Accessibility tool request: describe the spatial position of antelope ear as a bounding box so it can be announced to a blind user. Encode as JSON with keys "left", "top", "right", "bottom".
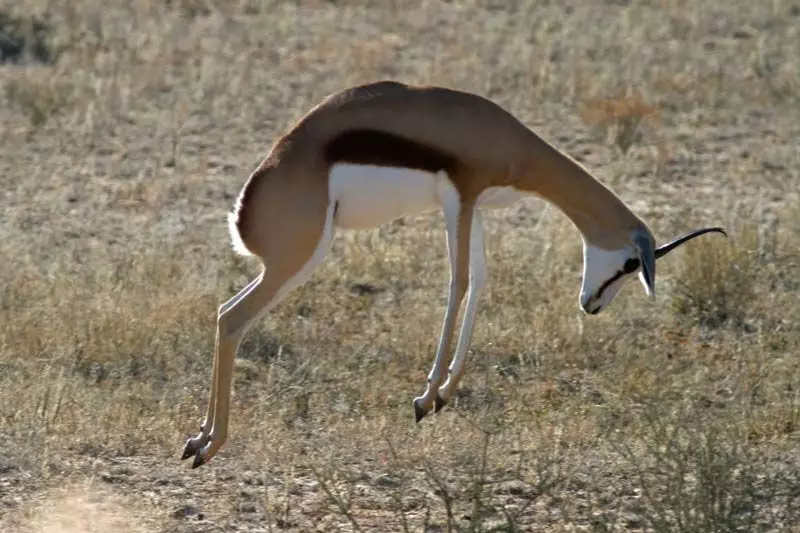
{"left": 633, "top": 233, "right": 656, "bottom": 299}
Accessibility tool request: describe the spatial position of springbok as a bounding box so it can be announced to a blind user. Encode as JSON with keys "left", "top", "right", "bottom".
{"left": 182, "top": 80, "right": 725, "bottom": 468}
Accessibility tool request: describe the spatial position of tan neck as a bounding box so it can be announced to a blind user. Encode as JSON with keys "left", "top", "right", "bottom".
{"left": 513, "top": 134, "right": 647, "bottom": 249}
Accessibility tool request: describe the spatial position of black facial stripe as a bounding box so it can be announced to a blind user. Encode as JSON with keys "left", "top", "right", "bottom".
{"left": 623, "top": 257, "right": 641, "bottom": 275}
{"left": 595, "top": 270, "right": 624, "bottom": 300}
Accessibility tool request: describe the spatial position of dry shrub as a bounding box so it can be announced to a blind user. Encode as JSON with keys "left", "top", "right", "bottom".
{"left": 612, "top": 404, "right": 800, "bottom": 533}
{"left": 669, "top": 227, "right": 759, "bottom": 329}
{"left": 669, "top": 219, "right": 795, "bottom": 331}
{"left": 580, "top": 90, "right": 661, "bottom": 155}
{"left": 4, "top": 71, "right": 72, "bottom": 127}
{"left": 0, "top": 9, "right": 58, "bottom": 64}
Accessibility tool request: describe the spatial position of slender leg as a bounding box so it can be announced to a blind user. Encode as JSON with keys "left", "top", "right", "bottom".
{"left": 181, "top": 274, "right": 264, "bottom": 461}
{"left": 182, "top": 203, "right": 336, "bottom": 468}
{"left": 436, "top": 209, "right": 488, "bottom": 407}
{"left": 413, "top": 192, "right": 473, "bottom": 422}
{"left": 190, "top": 271, "right": 294, "bottom": 467}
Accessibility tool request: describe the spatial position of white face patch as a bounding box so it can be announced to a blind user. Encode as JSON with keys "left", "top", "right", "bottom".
{"left": 579, "top": 240, "right": 640, "bottom": 314}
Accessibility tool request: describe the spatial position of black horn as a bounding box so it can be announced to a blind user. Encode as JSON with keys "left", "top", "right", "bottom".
{"left": 654, "top": 227, "right": 727, "bottom": 259}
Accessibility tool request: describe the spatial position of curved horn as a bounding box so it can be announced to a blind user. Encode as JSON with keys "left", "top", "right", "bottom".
{"left": 655, "top": 227, "right": 727, "bottom": 259}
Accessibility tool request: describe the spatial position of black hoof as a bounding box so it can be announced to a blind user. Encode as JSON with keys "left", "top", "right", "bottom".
{"left": 192, "top": 452, "right": 206, "bottom": 469}
{"left": 434, "top": 393, "right": 447, "bottom": 413}
{"left": 413, "top": 401, "right": 427, "bottom": 423}
{"left": 181, "top": 439, "right": 197, "bottom": 461}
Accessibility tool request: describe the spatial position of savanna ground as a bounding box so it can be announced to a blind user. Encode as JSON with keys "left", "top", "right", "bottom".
{"left": 1, "top": 1, "right": 799, "bottom": 531}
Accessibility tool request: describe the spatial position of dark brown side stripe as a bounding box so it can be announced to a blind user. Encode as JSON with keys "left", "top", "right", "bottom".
{"left": 324, "top": 129, "right": 458, "bottom": 173}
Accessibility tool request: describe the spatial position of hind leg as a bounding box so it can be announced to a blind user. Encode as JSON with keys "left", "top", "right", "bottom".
{"left": 182, "top": 202, "right": 336, "bottom": 468}
{"left": 181, "top": 275, "right": 263, "bottom": 461}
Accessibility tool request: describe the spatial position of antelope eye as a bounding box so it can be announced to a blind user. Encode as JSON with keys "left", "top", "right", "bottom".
{"left": 623, "top": 258, "right": 640, "bottom": 274}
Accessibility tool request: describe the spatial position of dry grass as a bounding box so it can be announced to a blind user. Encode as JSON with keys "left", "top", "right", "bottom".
{"left": 1, "top": 0, "right": 799, "bottom": 531}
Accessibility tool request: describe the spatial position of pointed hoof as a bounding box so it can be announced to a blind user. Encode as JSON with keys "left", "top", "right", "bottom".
{"left": 192, "top": 452, "right": 207, "bottom": 469}
{"left": 434, "top": 393, "right": 447, "bottom": 413}
{"left": 413, "top": 400, "right": 427, "bottom": 423}
{"left": 181, "top": 439, "right": 198, "bottom": 461}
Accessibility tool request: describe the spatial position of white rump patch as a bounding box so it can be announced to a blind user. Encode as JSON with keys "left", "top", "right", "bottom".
{"left": 329, "top": 164, "right": 446, "bottom": 229}
{"left": 227, "top": 209, "right": 253, "bottom": 256}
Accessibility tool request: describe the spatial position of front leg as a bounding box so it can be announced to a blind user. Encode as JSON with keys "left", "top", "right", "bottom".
{"left": 413, "top": 190, "right": 473, "bottom": 422}
{"left": 436, "top": 209, "right": 488, "bottom": 408}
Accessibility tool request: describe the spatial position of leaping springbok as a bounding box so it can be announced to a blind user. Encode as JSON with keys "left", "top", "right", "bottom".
{"left": 182, "top": 80, "right": 725, "bottom": 468}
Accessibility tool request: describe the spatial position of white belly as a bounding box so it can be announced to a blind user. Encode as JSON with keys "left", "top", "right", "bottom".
{"left": 328, "top": 163, "right": 526, "bottom": 230}
{"left": 329, "top": 164, "right": 444, "bottom": 229}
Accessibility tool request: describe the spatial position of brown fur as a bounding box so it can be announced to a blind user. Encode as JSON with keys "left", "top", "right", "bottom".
{"left": 233, "top": 80, "right": 651, "bottom": 257}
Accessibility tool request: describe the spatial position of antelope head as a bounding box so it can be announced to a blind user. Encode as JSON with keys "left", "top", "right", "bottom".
{"left": 579, "top": 227, "right": 727, "bottom": 315}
